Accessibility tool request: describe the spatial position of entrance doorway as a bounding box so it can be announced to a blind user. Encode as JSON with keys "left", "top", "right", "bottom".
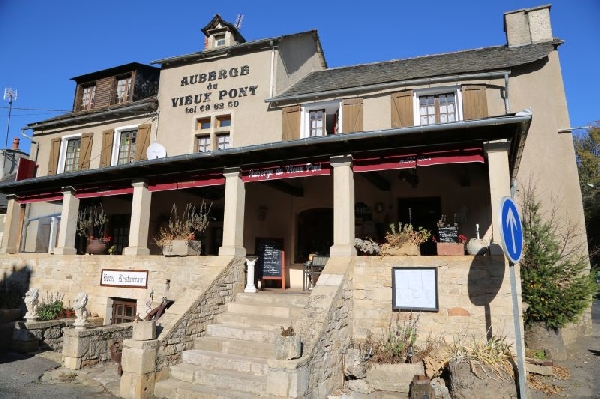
{"left": 397, "top": 197, "right": 441, "bottom": 255}
{"left": 296, "top": 208, "right": 333, "bottom": 263}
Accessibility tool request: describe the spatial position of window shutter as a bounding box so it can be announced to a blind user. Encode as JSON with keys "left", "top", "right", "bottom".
{"left": 48, "top": 138, "right": 61, "bottom": 175}
{"left": 78, "top": 133, "right": 93, "bottom": 170}
{"left": 282, "top": 106, "right": 300, "bottom": 141}
{"left": 134, "top": 124, "right": 151, "bottom": 161}
{"left": 342, "top": 98, "right": 363, "bottom": 133}
{"left": 391, "top": 90, "right": 414, "bottom": 128}
{"left": 462, "top": 85, "right": 488, "bottom": 120}
{"left": 100, "top": 129, "right": 114, "bottom": 167}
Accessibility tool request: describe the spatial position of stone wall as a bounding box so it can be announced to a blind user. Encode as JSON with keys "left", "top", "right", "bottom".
{"left": 0, "top": 254, "right": 231, "bottom": 323}
{"left": 63, "top": 323, "right": 132, "bottom": 369}
{"left": 353, "top": 255, "right": 520, "bottom": 346}
{"left": 12, "top": 317, "right": 103, "bottom": 353}
{"left": 155, "top": 256, "right": 246, "bottom": 374}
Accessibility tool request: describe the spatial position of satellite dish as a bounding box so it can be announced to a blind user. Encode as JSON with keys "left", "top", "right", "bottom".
{"left": 147, "top": 142, "right": 166, "bottom": 159}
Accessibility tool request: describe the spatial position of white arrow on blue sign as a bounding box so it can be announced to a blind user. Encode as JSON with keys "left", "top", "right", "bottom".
{"left": 498, "top": 197, "right": 524, "bottom": 263}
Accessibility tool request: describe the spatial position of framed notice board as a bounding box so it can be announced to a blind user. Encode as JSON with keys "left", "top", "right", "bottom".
{"left": 392, "top": 267, "right": 438, "bottom": 312}
{"left": 256, "top": 237, "right": 285, "bottom": 290}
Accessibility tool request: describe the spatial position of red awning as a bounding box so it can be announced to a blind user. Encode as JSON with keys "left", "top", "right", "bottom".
{"left": 148, "top": 172, "right": 225, "bottom": 192}
{"left": 353, "top": 147, "right": 484, "bottom": 173}
{"left": 242, "top": 161, "right": 331, "bottom": 183}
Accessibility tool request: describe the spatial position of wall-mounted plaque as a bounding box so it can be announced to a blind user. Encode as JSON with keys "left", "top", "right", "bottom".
{"left": 101, "top": 269, "right": 148, "bottom": 288}
{"left": 392, "top": 267, "right": 438, "bottom": 312}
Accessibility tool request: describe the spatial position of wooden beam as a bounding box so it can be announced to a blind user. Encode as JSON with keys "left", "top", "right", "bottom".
{"left": 362, "top": 172, "right": 390, "bottom": 191}
{"left": 265, "top": 180, "right": 304, "bottom": 197}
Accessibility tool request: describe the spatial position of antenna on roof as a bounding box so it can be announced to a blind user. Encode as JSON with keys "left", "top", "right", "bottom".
{"left": 235, "top": 14, "right": 244, "bottom": 29}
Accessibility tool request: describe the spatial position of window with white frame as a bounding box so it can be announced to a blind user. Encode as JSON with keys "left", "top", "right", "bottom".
{"left": 58, "top": 134, "right": 82, "bottom": 173}
{"left": 214, "top": 34, "right": 226, "bottom": 47}
{"left": 216, "top": 133, "right": 231, "bottom": 150}
{"left": 194, "top": 114, "right": 232, "bottom": 152}
{"left": 115, "top": 74, "right": 133, "bottom": 104}
{"left": 413, "top": 87, "right": 463, "bottom": 126}
{"left": 112, "top": 126, "right": 138, "bottom": 165}
{"left": 301, "top": 101, "right": 340, "bottom": 138}
{"left": 80, "top": 84, "right": 96, "bottom": 111}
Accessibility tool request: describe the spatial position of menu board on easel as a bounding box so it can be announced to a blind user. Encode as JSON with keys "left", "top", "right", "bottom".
{"left": 256, "top": 238, "right": 285, "bottom": 290}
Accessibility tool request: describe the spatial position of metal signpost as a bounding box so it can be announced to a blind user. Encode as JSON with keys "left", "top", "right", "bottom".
{"left": 498, "top": 196, "right": 527, "bottom": 399}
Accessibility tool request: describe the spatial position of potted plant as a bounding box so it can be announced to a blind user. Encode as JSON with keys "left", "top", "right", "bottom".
{"left": 275, "top": 326, "right": 302, "bottom": 360}
{"left": 77, "top": 204, "right": 110, "bottom": 254}
{"left": 155, "top": 202, "right": 212, "bottom": 256}
{"left": 434, "top": 215, "right": 466, "bottom": 255}
{"left": 380, "top": 223, "right": 430, "bottom": 256}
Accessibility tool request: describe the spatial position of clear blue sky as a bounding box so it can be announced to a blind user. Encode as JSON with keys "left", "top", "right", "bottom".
{"left": 0, "top": 1, "right": 598, "bottom": 153}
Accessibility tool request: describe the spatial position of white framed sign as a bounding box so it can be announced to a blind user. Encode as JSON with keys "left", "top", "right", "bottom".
{"left": 101, "top": 269, "right": 148, "bottom": 288}
{"left": 392, "top": 267, "right": 438, "bottom": 312}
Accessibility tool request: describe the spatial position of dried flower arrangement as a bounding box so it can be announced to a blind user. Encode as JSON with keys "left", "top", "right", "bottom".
{"left": 380, "top": 223, "right": 431, "bottom": 255}
{"left": 155, "top": 202, "right": 212, "bottom": 248}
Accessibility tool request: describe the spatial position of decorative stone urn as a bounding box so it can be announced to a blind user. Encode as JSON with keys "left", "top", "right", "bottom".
{"left": 162, "top": 240, "right": 201, "bottom": 256}
{"left": 466, "top": 238, "right": 489, "bottom": 255}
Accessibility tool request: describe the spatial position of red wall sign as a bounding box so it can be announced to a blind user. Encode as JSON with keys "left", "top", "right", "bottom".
{"left": 242, "top": 161, "right": 331, "bottom": 182}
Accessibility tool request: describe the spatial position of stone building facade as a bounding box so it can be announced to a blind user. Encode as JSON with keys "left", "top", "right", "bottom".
{"left": 0, "top": 5, "right": 589, "bottom": 397}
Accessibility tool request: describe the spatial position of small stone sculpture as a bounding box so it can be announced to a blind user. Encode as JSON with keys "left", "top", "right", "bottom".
{"left": 24, "top": 288, "right": 40, "bottom": 321}
{"left": 73, "top": 292, "right": 89, "bottom": 329}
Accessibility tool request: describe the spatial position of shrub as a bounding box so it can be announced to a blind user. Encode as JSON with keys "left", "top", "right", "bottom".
{"left": 380, "top": 223, "right": 430, "bottom": 255}
{"left": 520, "top": 182, "right": 596, "bottom": 329}
{"left": 37, "top": 291, "right": 65, "bottom": 321}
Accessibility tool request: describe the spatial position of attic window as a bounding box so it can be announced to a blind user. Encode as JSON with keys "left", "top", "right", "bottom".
{"left": 214, "top": 34, "right": 226, "bottom": 47}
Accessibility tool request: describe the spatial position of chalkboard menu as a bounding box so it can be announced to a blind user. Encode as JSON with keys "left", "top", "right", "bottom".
{"left": 438, "top": 226, "right": 459, "bottom": 243}
{"left": 256, "top": 238, "right": 284, "bottom": 278}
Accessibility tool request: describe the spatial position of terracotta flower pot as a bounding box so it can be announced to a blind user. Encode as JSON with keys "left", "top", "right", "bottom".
{"left": 87, "top": 239, "right": 107, "bottom": 255}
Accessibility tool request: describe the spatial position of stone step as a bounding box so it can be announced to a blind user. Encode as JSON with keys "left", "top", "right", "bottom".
{"left": 155, "top": 378, "right": 279, "bottom": 399}
{"left": 182, "top": 349, "right": 269, "bottom": 376}
{"left": 178, "top": 365, "right": 267, "bottom": 396}
{"left": 227, "top": 302, "right": 304, "bottom": 319}
{"left": 214, "top": 312, "right": 294, "bottom": 330}
{"left": 234, "top": 292, "right": 309, "bottom": 308}
{"left": 193, "top": 335, "right": 275, "bottom": 359}
{"left": 206, "top": 323, "right": 278, "bottom": 343}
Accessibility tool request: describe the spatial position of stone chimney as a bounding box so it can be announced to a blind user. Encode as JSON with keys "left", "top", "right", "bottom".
{"left": 12, "top": 137, "right": 19, "bottom": 150}
{"left": 504, "top": 4, "right": 553, "bottom": 47}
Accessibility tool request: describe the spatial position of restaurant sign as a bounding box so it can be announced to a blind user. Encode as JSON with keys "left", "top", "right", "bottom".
{"left": 101, "top": 269, "right": 148, "bottom": 288}
{"left": 242, "top": 161, "right": 331, "bottom": 182}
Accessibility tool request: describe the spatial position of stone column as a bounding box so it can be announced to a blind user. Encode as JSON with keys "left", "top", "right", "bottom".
{"left": 219, "top": 168, "right": 246, "bottom": 256}
{"left": 54, "top": 187, "right": 79, "bottom": 255}
{"left": 123, "top": 180, "right": 151, "bottom": 256}
{"left": 120, "top": 321, "right": 158, "bottom": 399}
{"left": 0, "top": 194, "right": 22, "bottom": 254}
{"left": 329, "top": 155, "right": 357, "bottom": 257}
{"left": 484, "top": 140, "right": 512, "bottom": 255}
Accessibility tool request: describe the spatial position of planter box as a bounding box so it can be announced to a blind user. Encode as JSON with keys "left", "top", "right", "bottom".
{"left": 382, "top": 244, "right": 420, "bottom": 256}
{"left": 162, "top": 240, "right": 201, "bottom": 256}
{"left": 367, "top": 363, "right": 424, "bottom": 394}
{"left": 436, "top": 242, "right": 465, "bottom": 256}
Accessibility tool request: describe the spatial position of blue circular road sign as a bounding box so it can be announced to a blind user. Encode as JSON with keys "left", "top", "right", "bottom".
{"left": 499, "top": 197, "right": 523, "bottom": 263}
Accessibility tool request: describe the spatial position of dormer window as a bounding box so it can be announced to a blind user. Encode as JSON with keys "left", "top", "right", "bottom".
{"left": 214, "top": 34, "right": 226, "bottom": 48}
{"left": 80, "top": 84, "right": 96, "bottom": 111}
{"left": 115, "top": 74, "right": 133, "bottom": 104}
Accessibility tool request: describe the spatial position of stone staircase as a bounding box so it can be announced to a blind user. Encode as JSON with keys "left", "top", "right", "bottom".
{"left": 154, "top": 291, "right": 309, "bottom": 398}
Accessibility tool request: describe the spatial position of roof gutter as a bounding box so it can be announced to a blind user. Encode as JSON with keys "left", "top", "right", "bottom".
{"left": 266, "top": 70, "right": 511, "bottom": 104}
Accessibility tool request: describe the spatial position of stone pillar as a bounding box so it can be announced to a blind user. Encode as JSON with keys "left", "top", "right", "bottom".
{"left": 0, "top": 195, "right": 22, "bottom": 254}
{"left": 219, "top": 168, "right": 246, "bottom": 256}
{"left": 484, "top": 140, "right": 512, "bottom": 255}
{"left": 123, "top": 180, "right": 151, "bottom": 256}
{"left": 54, "top": 187, "right": 79, "bottom": 255}
{"left": 329, "top": 155, "right": 357, "bottom": 257}
{"left": 120, "top": 321, "right": 158, "bottom": 399}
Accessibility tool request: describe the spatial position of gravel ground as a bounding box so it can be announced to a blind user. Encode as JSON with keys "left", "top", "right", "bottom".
{"left": 528, "top": 296, "right": 600, "bottom": 399}
{"left": 0, "top": 350, "right": 119, "bottom": 398}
